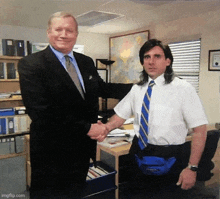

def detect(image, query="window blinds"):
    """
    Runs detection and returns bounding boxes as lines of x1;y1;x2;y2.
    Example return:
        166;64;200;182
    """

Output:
168;39;201;92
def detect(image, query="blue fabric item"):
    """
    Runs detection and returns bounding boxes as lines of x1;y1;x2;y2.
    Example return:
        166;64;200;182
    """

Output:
135;155;176;175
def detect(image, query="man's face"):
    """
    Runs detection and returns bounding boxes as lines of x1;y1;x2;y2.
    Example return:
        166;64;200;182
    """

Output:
143;46;171;80
47;16;78;54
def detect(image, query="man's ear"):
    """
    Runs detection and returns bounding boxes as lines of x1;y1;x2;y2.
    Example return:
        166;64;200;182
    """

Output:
166;58;171;66
47;28;50;37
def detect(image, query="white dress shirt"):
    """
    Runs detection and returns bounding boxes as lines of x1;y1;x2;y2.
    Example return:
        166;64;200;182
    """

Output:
114;74;208;145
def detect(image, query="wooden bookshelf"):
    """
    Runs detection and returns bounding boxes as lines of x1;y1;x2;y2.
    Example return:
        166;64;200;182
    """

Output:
0;56;22;91
0;56;26;161
0;96;23;108
0;152;26;160
0;56;23;108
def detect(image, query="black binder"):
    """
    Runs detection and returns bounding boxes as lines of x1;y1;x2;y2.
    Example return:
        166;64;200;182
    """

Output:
0;62;5;79
26;41;32;55
15;40;25;56
2;39;15;56
7;63;16;79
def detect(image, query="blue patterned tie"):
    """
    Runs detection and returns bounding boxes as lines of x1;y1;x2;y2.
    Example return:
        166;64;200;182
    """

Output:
138;80;155;150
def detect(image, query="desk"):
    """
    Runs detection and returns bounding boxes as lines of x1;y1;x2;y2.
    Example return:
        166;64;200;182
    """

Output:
96;124;132;199
96;142;131;199
96;123;217;199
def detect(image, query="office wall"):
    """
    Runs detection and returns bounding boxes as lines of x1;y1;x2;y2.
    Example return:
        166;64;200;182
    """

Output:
1;7;219;124
0;25;110;62
149;8;220;124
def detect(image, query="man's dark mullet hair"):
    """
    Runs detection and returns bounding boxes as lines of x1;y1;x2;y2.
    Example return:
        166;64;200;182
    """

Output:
137;39;174;85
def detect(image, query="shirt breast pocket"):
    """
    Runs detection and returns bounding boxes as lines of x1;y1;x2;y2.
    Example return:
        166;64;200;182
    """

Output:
86;76;99;95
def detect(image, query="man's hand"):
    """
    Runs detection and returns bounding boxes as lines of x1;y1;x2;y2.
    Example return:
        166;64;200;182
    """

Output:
87;121;108;142
176;168;197;190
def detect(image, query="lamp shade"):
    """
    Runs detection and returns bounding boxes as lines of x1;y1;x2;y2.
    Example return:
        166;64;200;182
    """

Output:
99;60;115;65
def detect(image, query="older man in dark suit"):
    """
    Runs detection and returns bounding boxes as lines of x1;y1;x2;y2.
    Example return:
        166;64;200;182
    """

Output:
18;11;132;198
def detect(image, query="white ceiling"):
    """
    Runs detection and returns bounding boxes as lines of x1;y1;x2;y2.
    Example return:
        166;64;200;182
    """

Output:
1;0;220;35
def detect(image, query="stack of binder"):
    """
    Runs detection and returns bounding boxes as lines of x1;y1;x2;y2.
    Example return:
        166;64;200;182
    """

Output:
1;39;25;56
0;107;31;135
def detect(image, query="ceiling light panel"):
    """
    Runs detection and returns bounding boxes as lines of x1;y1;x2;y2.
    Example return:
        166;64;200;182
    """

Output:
76;11;123;26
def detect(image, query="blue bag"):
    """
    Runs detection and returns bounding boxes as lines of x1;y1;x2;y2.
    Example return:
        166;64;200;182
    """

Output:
135;154;176;175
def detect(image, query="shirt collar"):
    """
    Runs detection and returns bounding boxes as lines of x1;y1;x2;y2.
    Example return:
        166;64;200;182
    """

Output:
49;45;74;61
149;74;165;86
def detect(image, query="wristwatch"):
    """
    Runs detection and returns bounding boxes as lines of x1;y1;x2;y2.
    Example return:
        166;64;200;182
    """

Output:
187;163;198;172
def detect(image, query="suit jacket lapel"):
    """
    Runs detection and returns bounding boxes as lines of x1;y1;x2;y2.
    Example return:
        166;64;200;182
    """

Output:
44;46;85;99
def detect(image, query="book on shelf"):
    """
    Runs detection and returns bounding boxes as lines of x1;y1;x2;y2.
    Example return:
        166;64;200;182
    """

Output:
0;108;15;116
1;38;31;56
0;62;5;79
0;62;18;80
6;63;16;79
0;118;7;135
14;106;26;115
0;39;2;56
26;41;32;55
0;107;26;116
2;39;15;56
15;40;25;56
7;117;14;134
15;135;24;153
0;107;31;135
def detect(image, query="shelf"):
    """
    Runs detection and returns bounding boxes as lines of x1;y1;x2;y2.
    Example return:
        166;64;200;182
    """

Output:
0;79;19;82
0;96;22;102
0;151;26;160
0;131;30;139
0;56;23;61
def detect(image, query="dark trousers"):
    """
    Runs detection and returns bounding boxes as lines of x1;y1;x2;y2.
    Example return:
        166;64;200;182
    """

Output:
30;150;91;199
128;131;219;185
126;136;187;187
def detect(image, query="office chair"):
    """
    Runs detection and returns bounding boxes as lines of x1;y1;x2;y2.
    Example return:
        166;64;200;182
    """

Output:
197;129;220;181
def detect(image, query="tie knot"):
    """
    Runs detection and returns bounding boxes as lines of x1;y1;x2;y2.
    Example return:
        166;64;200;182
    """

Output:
149;80;155;87
64;55;70;61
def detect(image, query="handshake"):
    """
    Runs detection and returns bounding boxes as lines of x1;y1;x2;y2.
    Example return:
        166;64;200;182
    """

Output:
87;121;110;142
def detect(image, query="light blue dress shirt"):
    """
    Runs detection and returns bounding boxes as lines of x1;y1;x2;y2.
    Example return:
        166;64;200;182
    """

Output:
49;45;86;92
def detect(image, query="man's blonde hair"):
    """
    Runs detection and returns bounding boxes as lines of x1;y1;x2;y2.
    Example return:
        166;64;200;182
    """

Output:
47;11;78;32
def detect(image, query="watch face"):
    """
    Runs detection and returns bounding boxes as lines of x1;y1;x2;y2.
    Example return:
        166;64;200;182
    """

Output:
190;166;198;172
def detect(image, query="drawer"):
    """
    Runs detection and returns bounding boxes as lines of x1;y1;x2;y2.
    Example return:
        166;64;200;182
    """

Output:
83;161;116;198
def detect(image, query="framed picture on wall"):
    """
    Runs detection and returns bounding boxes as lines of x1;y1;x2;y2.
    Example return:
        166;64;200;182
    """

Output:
208;49;220;71
110;30;149;83
32;43;48;53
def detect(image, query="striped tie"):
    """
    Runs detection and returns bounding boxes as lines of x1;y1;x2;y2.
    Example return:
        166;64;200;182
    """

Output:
138;80;155;150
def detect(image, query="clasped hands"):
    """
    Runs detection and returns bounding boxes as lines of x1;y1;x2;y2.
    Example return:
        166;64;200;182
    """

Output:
87;121;109;142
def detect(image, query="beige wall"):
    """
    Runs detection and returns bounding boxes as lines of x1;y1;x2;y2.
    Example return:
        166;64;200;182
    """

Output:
147;9;220;124
0;25;110;62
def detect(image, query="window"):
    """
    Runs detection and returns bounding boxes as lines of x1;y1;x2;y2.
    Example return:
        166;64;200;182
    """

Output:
168;39;201;92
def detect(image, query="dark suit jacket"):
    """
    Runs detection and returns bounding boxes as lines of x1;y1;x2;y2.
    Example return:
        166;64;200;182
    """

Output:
18;46;132;186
